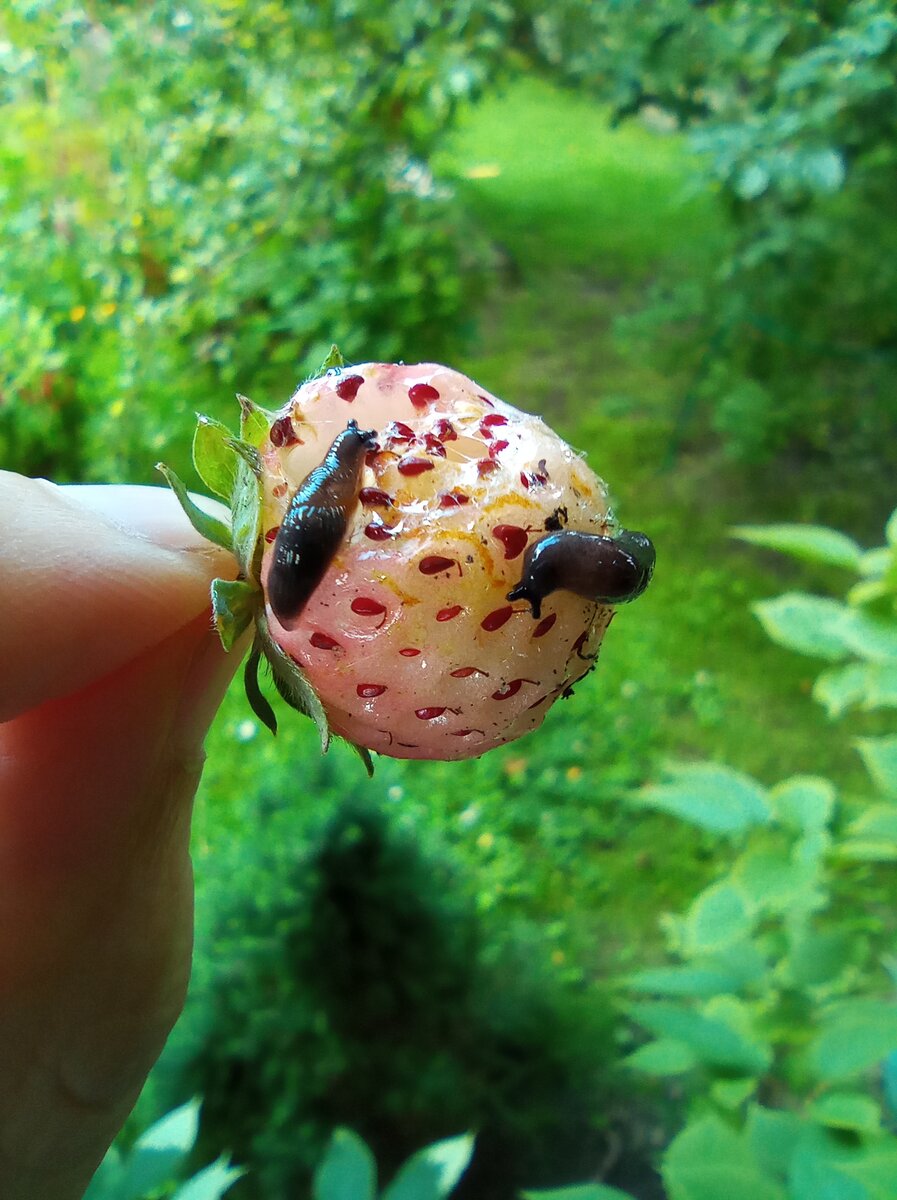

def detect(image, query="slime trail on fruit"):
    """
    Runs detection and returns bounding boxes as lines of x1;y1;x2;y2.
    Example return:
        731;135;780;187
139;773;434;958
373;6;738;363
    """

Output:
507;530;655;619
268;419;377;625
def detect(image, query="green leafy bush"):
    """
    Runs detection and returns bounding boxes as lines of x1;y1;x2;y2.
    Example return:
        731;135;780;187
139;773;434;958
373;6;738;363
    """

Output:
593;507;897;1198
309;1127;640;1200
175;798;618;1200
521;1;897;475
85;1100;242;1200
313;1128;475;1200
0;0;506;482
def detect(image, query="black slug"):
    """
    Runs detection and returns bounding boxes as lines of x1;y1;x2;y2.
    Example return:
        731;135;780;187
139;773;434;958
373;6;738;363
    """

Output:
506;529;655;619
267;418;378;626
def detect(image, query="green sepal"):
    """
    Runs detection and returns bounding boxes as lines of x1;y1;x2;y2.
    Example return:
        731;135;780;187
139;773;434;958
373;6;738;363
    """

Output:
249;616;373;771
225;437;262;479
886;506;897;547
211;578;259;651
318;343;345;372
351;742;375;778
193;414;238;501
256;611;331;753
237;393;272;448
244;641;277;735
230;455;262;581
848;579;891;607
155;462;233;552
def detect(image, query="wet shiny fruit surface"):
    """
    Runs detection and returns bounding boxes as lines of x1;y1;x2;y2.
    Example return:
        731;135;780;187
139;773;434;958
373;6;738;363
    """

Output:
259;362;618;761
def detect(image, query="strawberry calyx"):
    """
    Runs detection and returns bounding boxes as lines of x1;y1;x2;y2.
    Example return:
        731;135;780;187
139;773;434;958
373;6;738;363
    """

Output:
157;346;374;775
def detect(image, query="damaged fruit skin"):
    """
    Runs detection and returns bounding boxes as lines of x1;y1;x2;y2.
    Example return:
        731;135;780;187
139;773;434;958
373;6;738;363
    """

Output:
257;361;642;762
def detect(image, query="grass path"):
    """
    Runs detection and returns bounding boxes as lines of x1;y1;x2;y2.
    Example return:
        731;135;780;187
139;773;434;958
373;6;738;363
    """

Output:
442;76;866;789
424;76;882;948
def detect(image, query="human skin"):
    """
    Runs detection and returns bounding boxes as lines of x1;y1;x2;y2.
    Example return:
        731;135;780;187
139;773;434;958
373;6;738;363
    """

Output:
0;472;242;1199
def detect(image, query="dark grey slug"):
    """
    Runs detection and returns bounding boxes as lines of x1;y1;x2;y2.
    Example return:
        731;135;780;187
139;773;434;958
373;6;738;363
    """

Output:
506;529;655;619
267;418;378;626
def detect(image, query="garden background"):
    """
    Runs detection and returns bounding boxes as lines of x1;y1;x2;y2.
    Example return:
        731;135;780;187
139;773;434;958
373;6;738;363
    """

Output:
3;3;897;1199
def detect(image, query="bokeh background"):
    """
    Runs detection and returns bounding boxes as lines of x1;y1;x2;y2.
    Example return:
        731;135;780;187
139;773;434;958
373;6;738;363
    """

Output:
3;3;897;1199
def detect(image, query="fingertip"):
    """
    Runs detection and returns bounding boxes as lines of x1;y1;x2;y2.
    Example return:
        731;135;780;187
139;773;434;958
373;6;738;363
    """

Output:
61;484;233;562
0;475;238;722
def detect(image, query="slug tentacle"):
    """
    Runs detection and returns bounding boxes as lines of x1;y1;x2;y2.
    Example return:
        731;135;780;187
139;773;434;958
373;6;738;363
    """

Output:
507;529;655;619
268;418;377;626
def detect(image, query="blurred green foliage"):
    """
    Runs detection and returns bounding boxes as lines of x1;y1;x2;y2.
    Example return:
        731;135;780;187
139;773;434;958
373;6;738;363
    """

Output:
85;1100;242;1200
522;0;897;473
0;0;506;481
117;491;897;1200
5;0;896;481
171;797;618;1200
612;507;897;1200
311;1128;476;1200
6;4;897;1197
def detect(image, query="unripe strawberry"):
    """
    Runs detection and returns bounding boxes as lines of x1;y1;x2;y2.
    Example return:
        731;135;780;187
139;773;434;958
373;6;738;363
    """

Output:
253;362;650;761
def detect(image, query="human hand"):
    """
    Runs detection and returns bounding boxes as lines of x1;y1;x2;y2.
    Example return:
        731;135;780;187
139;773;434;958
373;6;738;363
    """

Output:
0;472;241;1199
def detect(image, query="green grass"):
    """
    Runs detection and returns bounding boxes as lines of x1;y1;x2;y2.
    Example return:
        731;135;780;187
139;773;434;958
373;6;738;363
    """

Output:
436;76;726;276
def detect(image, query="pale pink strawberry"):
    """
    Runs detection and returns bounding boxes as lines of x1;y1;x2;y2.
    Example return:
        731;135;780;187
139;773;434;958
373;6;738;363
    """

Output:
258;362;619;761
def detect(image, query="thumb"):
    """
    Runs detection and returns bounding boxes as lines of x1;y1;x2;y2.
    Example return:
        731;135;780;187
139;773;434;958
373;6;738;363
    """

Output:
0;476;246;1199
0;473;237;723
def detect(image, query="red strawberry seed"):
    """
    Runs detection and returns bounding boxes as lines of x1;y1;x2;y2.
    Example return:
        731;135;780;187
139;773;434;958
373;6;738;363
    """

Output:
409;382;440;407
398;456;434;476
491;524;528;560
420;555;458;575
335;374;364;401
481;605;513;631
310;631;340;650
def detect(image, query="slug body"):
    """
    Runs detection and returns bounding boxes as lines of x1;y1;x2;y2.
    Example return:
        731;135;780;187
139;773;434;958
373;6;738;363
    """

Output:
507;529;655;619
268;419;377;626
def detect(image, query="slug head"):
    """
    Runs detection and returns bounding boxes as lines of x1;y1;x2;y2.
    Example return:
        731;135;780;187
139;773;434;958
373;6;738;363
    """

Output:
507;528;655;619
